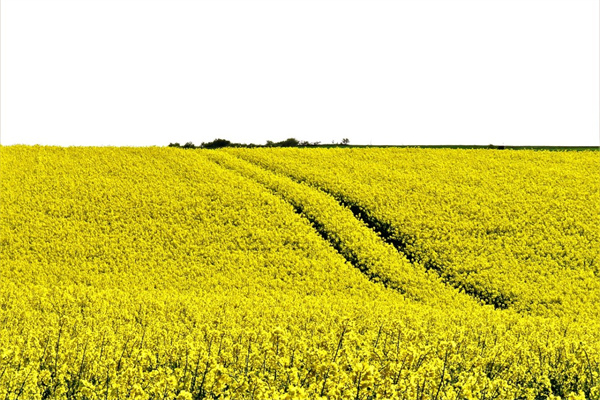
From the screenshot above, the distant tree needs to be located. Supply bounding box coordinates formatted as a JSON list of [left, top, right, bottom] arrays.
[[182, 141, 196, 149], [168, 142, 181, 148], [278, 138, 300, 147], [266, 138, 300, 147], [299, 140, 321, 146], [201, 139, 231, 149], [341, 138, 350, 145]]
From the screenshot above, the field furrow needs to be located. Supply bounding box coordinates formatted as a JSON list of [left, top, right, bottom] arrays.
[[227, 147, 600, 321]]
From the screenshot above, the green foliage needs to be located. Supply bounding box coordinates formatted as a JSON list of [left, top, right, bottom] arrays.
[[201, 138, 232, 149]]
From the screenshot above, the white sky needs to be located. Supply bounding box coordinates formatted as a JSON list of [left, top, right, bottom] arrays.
[[1, 0, 598, 147]]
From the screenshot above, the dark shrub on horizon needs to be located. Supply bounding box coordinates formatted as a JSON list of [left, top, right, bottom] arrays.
[[201, 139, 232, 149]]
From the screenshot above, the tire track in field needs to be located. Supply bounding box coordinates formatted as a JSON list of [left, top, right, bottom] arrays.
[[204, 151, 499, 311], [218, 151, 517, 310], [332, 199, 514, 309]]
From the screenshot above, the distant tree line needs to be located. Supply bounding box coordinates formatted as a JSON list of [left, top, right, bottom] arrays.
[[168, 138, 350, 149]]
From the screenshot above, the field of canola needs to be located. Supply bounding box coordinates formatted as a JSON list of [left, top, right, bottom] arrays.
[[0, 145, 599, 400]]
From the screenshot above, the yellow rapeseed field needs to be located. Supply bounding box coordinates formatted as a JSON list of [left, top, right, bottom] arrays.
[[1, 145, 599, 399], [228, 148, 600, 319]]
